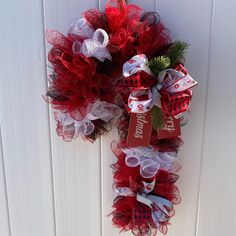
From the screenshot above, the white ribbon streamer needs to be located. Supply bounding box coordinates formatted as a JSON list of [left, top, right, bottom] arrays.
[[122, 146, 179, 178], [158, 68, 197, 93], [122, 54, 152, 77], [128, 89, 153, 113], [69, 18, 112, 61], [54, 100, 122, 138], [80, 28, 111, 62]]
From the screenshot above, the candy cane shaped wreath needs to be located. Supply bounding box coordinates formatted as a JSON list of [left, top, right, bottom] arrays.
[[44, 0, 197, 235]]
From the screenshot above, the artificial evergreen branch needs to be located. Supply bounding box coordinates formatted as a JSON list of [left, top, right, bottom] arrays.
[[168, 41, 189, 66], [148, 56, 171, 77], [151, 106, 165, 130]]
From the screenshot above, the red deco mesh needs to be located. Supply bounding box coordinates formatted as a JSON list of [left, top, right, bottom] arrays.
[[111, 142, 181, 235]]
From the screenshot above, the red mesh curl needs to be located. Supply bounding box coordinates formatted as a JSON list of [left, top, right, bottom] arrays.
[[83, 9, 108, 31], [46, 30, 72, 52], [105, 0, 142, 33], [137, 24, 170, 58]]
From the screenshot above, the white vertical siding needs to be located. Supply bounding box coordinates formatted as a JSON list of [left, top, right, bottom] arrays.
[[197, 0, 236, 235], [0, 0, 235, 236], [0, 0, 56, 235]]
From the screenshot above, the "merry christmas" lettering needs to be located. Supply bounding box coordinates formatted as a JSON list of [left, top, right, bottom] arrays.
[[163, 116, 175, 132], [134, 113, 148, 139]]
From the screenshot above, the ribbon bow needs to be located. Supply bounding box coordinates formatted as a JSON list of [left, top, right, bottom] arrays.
[[54, 100, 121, 138], [115, 181, 173, 229], [122, 146, 179, 178], [120, 54, 197, 116]]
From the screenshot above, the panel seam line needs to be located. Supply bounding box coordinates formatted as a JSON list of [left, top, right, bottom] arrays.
[[194, 0, 215, 235], [0, 123, 12, 236], [40, 0, 58, 235]]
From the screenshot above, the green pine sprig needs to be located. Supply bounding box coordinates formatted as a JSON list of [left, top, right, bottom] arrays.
[[148, 56, 171, 77], [151, 106, 165, 130], [168, 41, 189, 67]]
